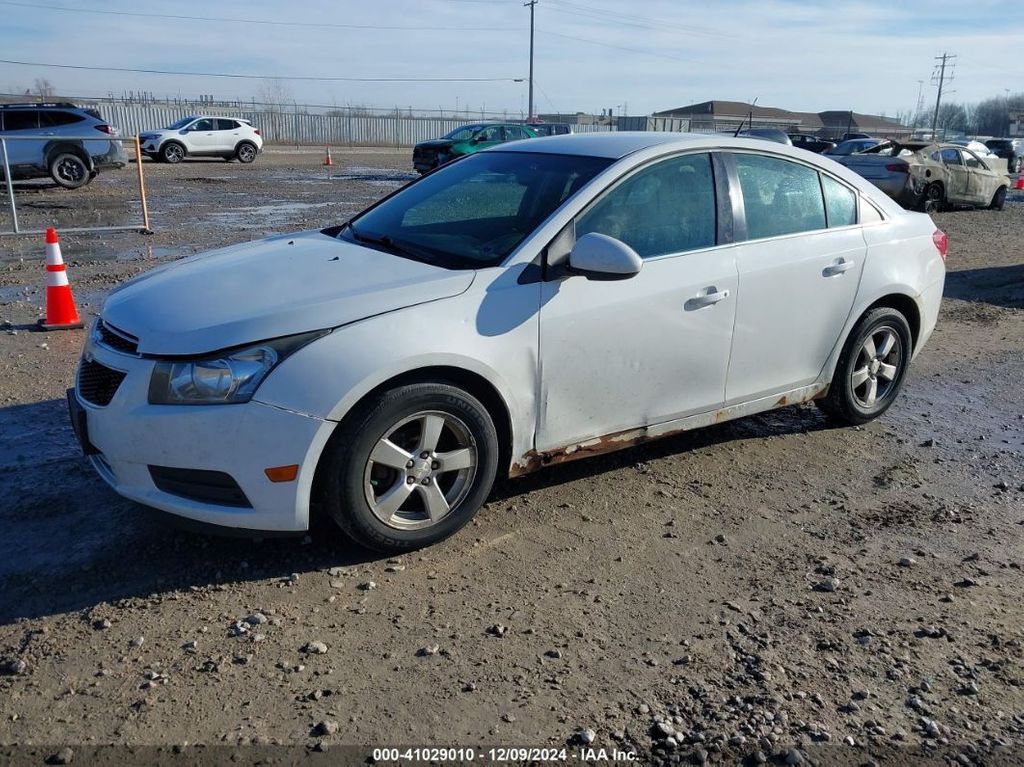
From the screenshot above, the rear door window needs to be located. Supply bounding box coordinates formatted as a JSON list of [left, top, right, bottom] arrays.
[[733, 154, 826, 239], [40, 110, 84, 127], [821, 175, 857, 227], [216, 119, 239, 130]]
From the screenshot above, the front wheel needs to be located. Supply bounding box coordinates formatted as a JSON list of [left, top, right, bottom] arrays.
[[49, 153, 90, 189], [324, 383, 499, 552], [161, 143, 185, 164], [816, 307, 913, 426]]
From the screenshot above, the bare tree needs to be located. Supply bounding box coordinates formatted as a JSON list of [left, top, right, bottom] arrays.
[[32, 77, 56, 99], [256, 79, 292, 113]]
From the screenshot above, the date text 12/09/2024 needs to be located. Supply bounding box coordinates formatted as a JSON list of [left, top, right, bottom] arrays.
[[371, 747, 640, 762]]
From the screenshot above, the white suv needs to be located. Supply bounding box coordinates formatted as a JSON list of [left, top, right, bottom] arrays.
[[139, 116, 263, 164]]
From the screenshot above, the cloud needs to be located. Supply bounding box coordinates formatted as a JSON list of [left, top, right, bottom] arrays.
[[0, 0, 1021, 117]]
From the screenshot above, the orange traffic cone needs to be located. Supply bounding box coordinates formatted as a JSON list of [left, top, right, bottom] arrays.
[[38, 228, 84, 331], [323, 146, 333, 167]]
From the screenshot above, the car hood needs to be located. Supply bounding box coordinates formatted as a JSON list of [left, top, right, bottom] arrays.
[[415, 139, 454, 150], [101, 230, 475, 355]]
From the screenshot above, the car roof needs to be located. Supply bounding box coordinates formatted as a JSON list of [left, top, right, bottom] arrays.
[[497, 131, 857, 160], [495, 132, 747, 159]]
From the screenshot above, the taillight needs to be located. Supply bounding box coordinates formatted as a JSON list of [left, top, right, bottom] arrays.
[[932, 229, 948, 261], [94, 124, 114, 134], [885, 163, 909, 173], [254, 129, 261, 136]]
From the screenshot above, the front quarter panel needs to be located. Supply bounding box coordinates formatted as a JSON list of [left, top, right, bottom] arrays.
[[252, 263, 540, 473]]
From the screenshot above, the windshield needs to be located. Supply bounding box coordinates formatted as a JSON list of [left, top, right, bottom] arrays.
[[443, 125, 484, 142], [166, 117, 195, 130], [340, 151, 612, 269]]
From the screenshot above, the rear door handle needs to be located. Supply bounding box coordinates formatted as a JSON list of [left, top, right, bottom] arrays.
[[823, 258, 855, 276]]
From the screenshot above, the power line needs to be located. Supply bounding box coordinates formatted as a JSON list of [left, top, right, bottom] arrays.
[[0, 1, 511, 32], [544, 0, 733, 38], [538, 30, 700, 63], [0, 59, 523, 83]]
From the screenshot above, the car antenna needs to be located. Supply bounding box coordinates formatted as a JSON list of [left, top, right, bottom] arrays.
[[734, 97, 758, 137]]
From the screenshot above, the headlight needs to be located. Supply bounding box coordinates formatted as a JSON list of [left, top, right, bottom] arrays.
[[148, 330, 328, 405]]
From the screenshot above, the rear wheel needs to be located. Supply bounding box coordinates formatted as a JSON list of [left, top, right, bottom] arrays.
[[324, 383, 499, 552], [921, 182, 944, 213], [816, 307, 913, 426], [49, 153, 90, 189], [989, 186, 1007, 211], [235, 142, 257, 164]]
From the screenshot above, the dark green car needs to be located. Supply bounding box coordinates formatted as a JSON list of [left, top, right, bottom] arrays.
[[412, 123, 537, 174]]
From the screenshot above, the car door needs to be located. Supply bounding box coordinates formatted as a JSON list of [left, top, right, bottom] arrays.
[[0, 109, 43, 168], [934, 147, 969, 202], [723, 152, 866, 404], [185, 118, 218, 153], [961, 149, 999, 205], [537, 152, 737, 451], [471, 126, 504, 151], [216, 119, 240, 152]]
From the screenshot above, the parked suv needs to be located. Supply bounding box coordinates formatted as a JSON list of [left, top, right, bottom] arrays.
[[984, 138, 1023, 173], [0, 102, 126, 189], [412, 123, 537, 173], [139, 116, 263, 164]]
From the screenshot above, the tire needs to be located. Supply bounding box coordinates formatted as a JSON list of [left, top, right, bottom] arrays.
[[161, 142, 186, 164], [920, 182, 944, 213], [48, 152, 90, 189], [324, 383, 499, 552], [816, 307, 913, 426], [989, 186, 1007, 211], [235, 142, 257, 164]]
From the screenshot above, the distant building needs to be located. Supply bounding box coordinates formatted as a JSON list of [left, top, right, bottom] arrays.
[[652, 101, 909, 139]]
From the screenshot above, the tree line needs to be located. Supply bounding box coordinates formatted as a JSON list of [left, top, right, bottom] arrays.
[[897, 91, 1024, 137]]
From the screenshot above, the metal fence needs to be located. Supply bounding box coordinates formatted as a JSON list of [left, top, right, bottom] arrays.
[[97, 104, 614, 147], [0, 135, 151, 237]]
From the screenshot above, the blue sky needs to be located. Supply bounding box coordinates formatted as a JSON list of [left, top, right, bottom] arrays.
[[0, 0, 1021, 119]]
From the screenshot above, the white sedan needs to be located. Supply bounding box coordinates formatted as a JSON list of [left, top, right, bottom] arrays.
[[69, 133, 946, 552]]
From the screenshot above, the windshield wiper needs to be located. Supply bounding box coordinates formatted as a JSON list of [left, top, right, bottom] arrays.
[[345, 224, 438, 264]]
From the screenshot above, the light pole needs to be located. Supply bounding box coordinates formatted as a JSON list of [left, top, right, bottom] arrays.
[[525, 0, 537, 121]]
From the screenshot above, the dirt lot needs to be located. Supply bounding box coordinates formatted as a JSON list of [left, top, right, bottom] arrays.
[[0, 149, 1022, 766]]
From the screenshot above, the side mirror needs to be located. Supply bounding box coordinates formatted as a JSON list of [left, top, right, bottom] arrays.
[[568, 233, 643, 280]]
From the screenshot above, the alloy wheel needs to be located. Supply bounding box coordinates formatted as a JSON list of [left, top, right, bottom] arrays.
[[362, 410, 478, 530], [850, 326, 902, 408]]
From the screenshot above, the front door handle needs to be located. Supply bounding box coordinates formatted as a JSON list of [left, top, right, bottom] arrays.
[[823, 258, 855, 277], [685, 287, 730, 310]]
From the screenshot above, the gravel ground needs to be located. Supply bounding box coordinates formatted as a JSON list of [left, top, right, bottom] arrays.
[[1, 148, 1023, 766]]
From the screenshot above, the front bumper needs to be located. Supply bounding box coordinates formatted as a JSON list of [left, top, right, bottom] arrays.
[[68, 333, 333, 532]]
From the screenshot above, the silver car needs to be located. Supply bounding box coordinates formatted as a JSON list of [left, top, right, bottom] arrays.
[[0, 102, 126, 188], [71, 133, 946, 552]]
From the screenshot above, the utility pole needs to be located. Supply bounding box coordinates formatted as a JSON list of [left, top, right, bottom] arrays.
[[930, 52, 956, 140], [525, 0, 537, 121], [914, 79, 925, 126]]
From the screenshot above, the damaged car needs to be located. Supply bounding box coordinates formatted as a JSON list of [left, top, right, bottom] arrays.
[[70, 133, 946, 552], [412, 123, 537, 174], [835, 141, 1010, 212]]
